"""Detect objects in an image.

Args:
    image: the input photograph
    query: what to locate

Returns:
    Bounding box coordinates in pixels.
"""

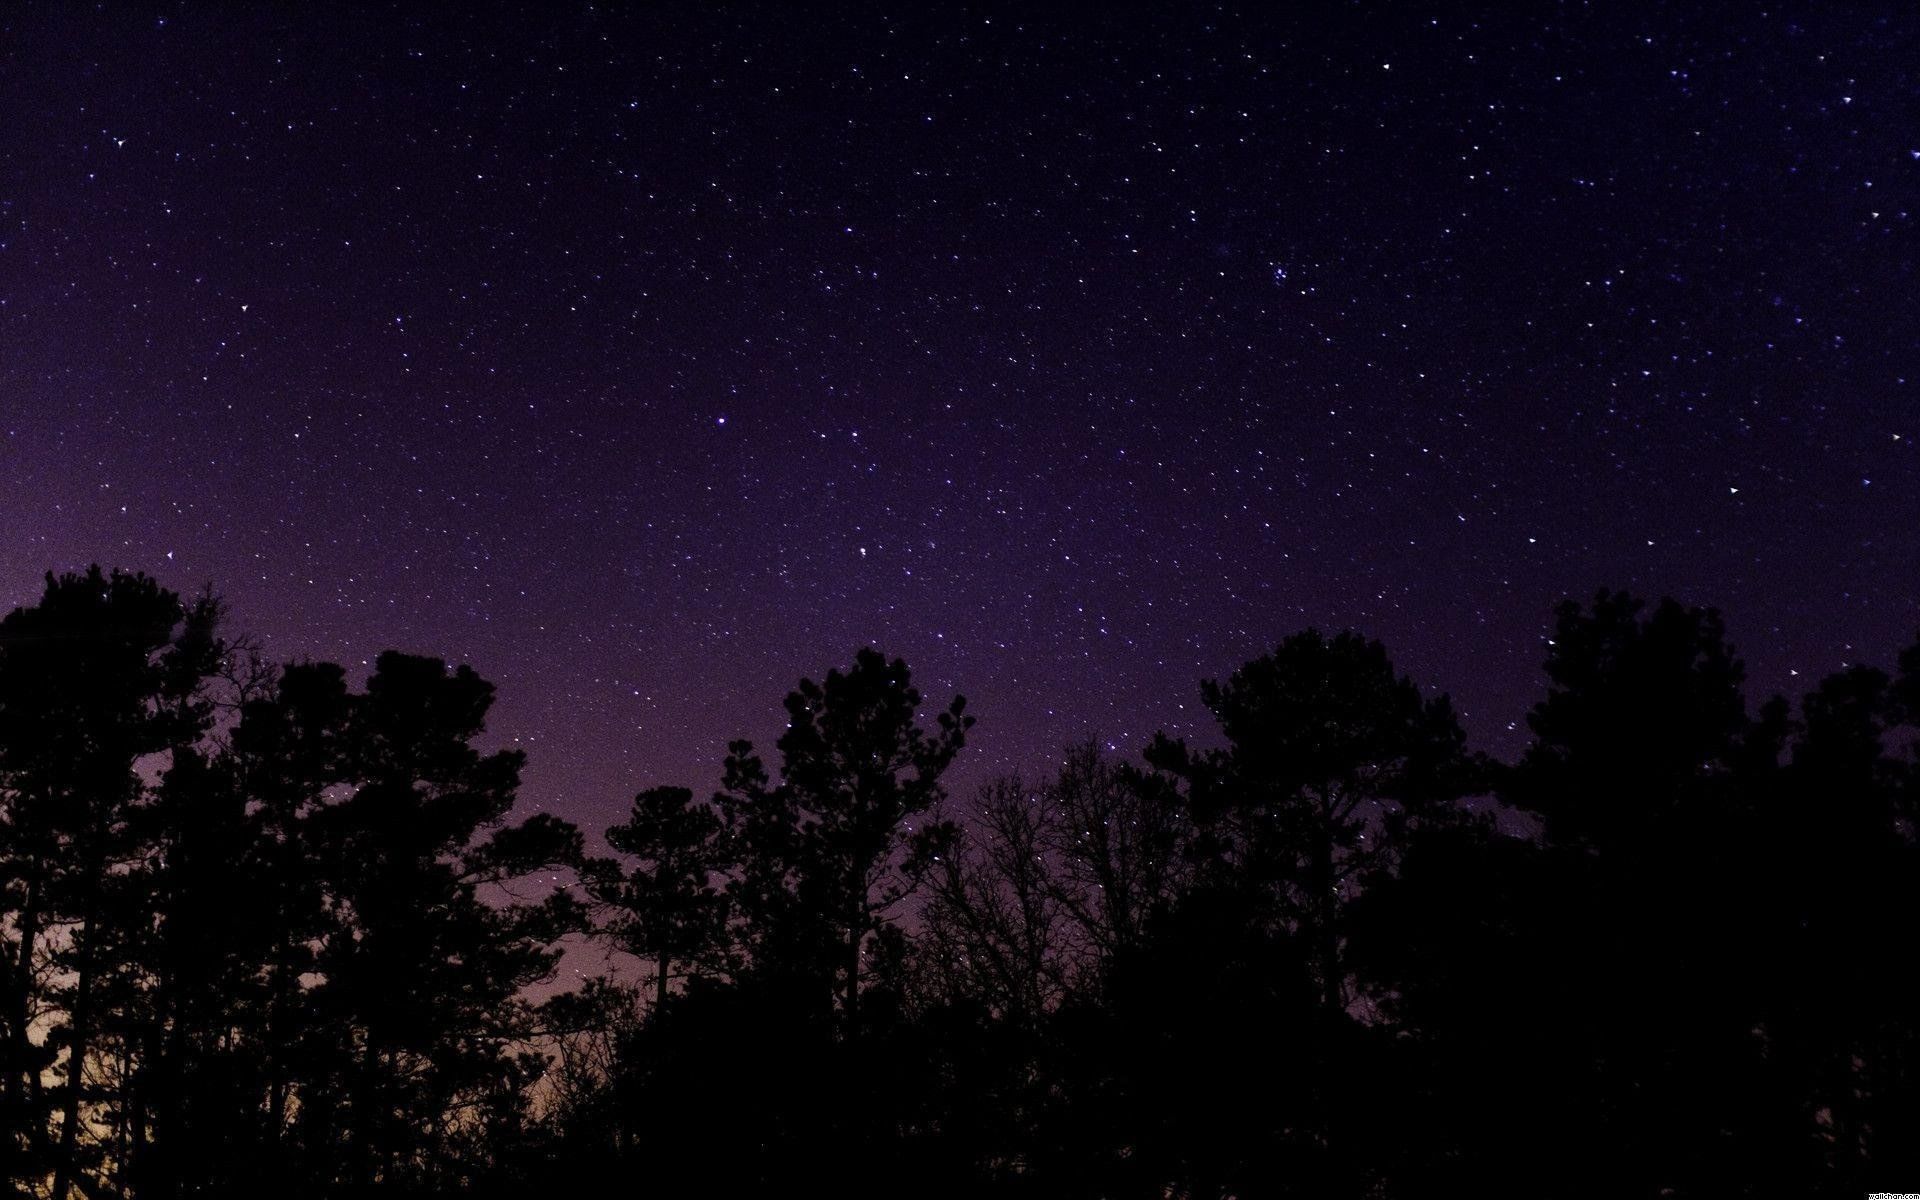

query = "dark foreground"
[0,566,1914,1198]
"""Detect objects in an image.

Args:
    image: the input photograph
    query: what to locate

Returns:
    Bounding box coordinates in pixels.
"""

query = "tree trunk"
[52,901,100,1200]
[265,930,295,1149]
[350,1036,380,1191]
[129,1061,151,1200]
[1310,801,1341,1016]
[843,905,862,1035]
[139,985,186,1200]
[6,876,43,1145]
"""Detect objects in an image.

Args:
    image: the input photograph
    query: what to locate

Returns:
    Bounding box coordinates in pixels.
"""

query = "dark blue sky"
[4,3,1916,832]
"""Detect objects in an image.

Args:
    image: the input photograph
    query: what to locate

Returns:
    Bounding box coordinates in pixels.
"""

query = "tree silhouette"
[1765,659,1920,1187]
[129,705,274,1198]
[919,743,1189,1023]
[919,774,1071,1025]
[2,567,1918,1197]
[1147,629,1471,1017]
[718,647,971,1032]
[586,785,731,1014]
[223,659,354,1191]
[0,569,223,1198]
[1508,590,1755,852]
[306,651,585,1191]
[1043,742,1190,979]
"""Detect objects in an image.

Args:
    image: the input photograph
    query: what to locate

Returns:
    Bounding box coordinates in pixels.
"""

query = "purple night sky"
[4,3,1916,838]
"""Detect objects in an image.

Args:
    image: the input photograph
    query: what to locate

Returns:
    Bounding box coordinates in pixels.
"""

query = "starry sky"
[4,3,1917,834]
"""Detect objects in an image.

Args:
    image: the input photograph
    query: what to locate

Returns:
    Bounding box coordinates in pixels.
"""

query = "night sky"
[5,3,1917,835]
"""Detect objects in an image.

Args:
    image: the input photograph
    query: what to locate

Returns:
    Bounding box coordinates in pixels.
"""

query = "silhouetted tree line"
[0,567,1916,1197]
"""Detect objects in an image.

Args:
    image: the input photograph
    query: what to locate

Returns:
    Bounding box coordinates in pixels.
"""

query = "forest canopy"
[0,566,1915,1198]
